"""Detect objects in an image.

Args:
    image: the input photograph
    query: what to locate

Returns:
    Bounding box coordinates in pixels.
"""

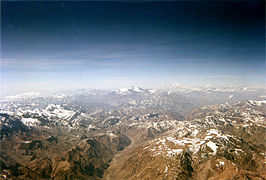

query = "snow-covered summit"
[117,86,155,95]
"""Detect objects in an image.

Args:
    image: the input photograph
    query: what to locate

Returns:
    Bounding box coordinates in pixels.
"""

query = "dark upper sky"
[1,1,265,93]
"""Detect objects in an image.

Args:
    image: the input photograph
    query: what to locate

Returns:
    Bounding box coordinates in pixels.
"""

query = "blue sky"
[1,1,265,93]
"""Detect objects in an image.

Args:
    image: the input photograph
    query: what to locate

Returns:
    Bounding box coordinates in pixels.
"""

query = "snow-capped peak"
[131,86,143,93]
[119,88,129,92]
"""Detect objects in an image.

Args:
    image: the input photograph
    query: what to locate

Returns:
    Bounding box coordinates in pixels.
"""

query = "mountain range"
[0,86,265,179]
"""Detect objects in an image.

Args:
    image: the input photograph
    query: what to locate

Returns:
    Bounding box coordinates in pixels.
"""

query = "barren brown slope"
[103,136,136,180]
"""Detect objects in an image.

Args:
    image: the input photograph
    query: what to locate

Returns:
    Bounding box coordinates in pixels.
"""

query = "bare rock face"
[27,158,52,179]
[0,116,131,180]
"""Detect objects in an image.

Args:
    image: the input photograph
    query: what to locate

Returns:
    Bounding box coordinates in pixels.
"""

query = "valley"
[2,1,265,179]
[0,86,265,179]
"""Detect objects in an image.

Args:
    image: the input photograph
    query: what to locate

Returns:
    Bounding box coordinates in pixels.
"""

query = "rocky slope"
[110,100,266,180]
[0,88,265,179]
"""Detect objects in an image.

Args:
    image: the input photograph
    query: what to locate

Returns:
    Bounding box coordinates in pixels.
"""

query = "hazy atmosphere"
[1,1,265,94]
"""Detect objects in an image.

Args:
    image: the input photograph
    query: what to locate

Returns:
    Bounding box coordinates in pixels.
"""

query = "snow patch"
[206,141,218,154]
[228,95,234,99]
[21,118,40,127]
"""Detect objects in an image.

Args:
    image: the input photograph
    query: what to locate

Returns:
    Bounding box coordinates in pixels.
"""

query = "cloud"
[115,77,125,80]
[206,84,211,88]
[172,83,180,87]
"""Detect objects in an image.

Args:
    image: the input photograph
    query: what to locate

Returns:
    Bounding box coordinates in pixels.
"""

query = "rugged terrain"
[0,86,265,179]
[111,100,266,179]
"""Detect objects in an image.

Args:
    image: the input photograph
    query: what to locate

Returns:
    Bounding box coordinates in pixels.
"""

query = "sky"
[1,1,265,94]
